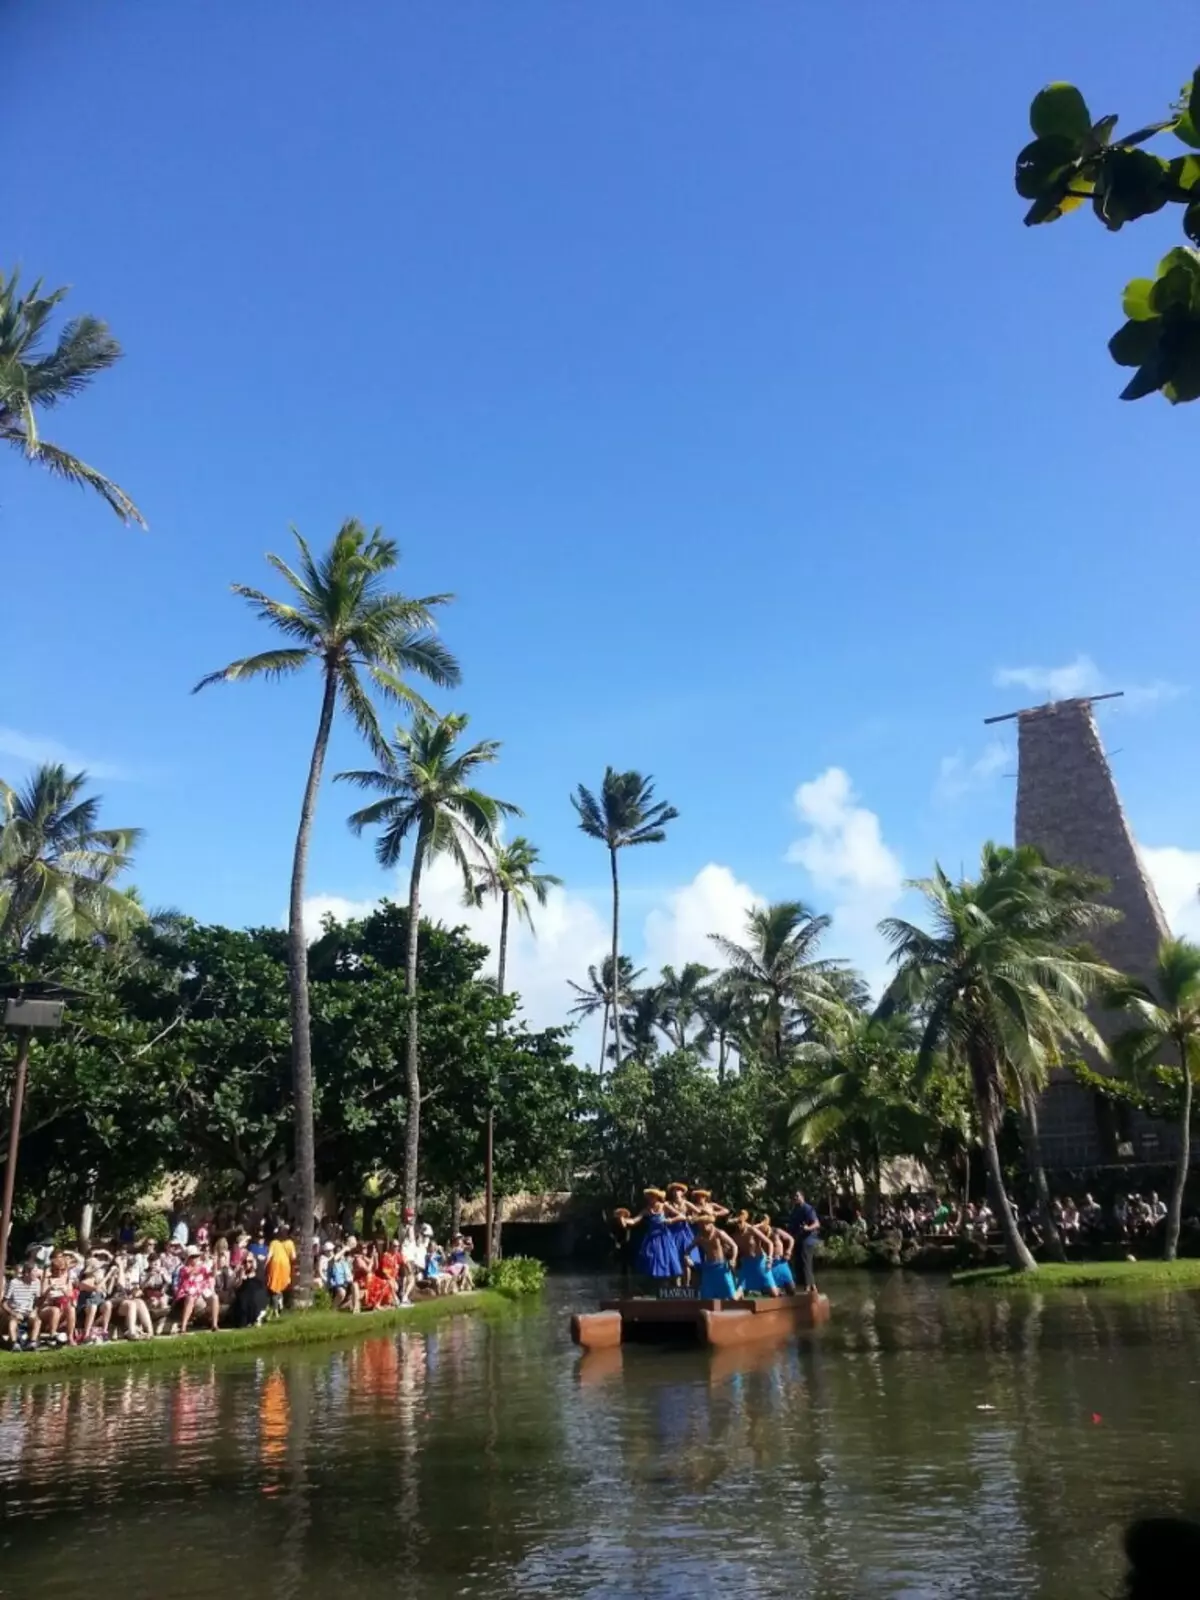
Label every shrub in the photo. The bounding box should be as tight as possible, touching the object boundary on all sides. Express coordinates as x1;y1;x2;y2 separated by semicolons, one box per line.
818;1234;870;1269
476;1256;546;1298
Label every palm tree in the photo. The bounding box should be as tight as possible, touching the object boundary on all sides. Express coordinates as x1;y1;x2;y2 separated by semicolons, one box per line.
571;769;678;1074
339;711;519;1212
622;984;664;1063
881;843;1120;1272
465;837;561;1257
194;521;457;1298
0;765;143;947
695;981;746;1085
568;954;642;1073
790;1010;933;1216
711;901;836;1068
0;269;144;525
655;962;713;1050
1110;938;1200;1262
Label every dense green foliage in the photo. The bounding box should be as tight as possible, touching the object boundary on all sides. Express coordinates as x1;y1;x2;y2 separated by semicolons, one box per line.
1016;70;1200;402
476;1256;546;1297
0;906;576;1246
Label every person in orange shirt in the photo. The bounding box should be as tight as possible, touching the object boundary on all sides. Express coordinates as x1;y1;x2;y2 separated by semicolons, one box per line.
264;1226;293;1317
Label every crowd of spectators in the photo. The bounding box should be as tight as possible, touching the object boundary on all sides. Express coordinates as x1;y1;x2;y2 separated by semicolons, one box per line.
834;1189;1174;1253
0;1209;476;1352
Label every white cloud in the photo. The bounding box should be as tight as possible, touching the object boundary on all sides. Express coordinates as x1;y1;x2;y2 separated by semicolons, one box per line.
1140;845;1200;941
785;767;905;994
303;854;609;1036
642;863;762;975
0;726;132;781
935;739;1009;804
992;656;1183;714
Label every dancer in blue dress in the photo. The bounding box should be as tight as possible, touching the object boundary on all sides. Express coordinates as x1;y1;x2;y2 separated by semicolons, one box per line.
728;1211;779;1297
666;1183;699;1282
693;1212;739;1301
617;1190;684;1285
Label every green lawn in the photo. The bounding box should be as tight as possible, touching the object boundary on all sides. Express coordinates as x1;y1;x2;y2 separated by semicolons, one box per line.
952;1259;1200;1292
0;1290;510;1380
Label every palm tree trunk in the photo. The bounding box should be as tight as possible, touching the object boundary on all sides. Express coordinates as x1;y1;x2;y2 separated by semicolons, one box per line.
486;891;510;1267
717;1034;728;1088
286;667;337;1304
609;846;622;1074
981;1114;1037;1272
598;1000;610;1076
1166;1046;1192;1262
402;839;426;1215
1019;1085;1065;1262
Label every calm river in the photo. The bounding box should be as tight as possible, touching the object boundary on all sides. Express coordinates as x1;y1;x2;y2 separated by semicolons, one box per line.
1;1273;1197;1598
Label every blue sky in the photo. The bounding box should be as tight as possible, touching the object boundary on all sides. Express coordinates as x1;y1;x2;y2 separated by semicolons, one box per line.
6;3;1200;1029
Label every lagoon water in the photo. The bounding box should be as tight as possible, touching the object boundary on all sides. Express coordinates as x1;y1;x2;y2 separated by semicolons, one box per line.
1;1273;1198;1598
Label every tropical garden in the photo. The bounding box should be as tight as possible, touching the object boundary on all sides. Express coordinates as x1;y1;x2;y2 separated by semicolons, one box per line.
5;259;1200;1286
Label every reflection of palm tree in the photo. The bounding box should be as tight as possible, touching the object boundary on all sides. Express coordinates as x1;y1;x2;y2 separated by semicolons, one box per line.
1111;937;1200;1261
340;712;518;1210
0;765;143;947
882;843;1118;1272
568;954;642;1074
571;769;677;1072
1;268;144;524
711;901;836;1068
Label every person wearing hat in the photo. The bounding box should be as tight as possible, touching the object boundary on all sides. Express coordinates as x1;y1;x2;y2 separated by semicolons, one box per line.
615;1189;686;1286
693;1212;740;1301
175;1244;221;1334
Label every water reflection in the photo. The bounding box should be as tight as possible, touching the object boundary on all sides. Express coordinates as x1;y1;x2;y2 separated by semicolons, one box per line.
0;1277;1198;1597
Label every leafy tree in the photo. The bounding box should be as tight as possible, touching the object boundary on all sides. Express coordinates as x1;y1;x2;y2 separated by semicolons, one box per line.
194;520;457;1299
1015;71;1200;402
711;900;837;1069
0;765;143;948
1110;938;1200;1260
655;961;713;1050
464;835;561;1255
881;844;1119;1271
339;711;518;1212
790;1010;937;1215
0;268;144;524
567;954;642;1073
571;769;678;1073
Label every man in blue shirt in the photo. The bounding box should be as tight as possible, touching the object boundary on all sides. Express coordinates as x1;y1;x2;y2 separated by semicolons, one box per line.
788;1191;821;1292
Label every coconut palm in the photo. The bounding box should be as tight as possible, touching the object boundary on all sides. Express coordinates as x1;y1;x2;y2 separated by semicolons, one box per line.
465;837;561;1256
0;269;143;525
195;521;457;1298
339;711;519;1212
790;1010;933;1215
881;843;1120;1272
655;962;713;1050
0;765;143;947
568;954;643;1074
571;770;677;1074
621;985;664;1064
1110;938;1200;1262
695;981;746;1085
710;901;837;1068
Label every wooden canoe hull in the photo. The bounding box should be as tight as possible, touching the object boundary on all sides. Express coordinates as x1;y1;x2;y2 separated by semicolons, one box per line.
571;1292;830;1350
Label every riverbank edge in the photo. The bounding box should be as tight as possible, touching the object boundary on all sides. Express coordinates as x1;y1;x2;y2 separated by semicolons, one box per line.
0;1290;512;1379
952;1260;1200;1292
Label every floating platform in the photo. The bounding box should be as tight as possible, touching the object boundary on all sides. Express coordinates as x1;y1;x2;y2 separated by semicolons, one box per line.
570;1292;830;1350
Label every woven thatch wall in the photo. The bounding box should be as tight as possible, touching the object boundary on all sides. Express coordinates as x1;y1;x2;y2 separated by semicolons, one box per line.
1015;698;1173;1168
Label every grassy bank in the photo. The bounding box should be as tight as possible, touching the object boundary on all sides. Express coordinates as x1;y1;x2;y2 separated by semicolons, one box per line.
952;1260;1200;1293
0;1291;510;1380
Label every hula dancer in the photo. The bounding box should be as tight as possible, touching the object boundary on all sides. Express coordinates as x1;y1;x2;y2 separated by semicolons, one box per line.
729;1211;779;1298
762;1216;797;1293
690;1189;730;1222
616;1189;684;1286
666;1183;700;1282
694;1212;739;1301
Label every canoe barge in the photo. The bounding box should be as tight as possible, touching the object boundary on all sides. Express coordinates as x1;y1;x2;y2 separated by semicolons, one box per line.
571;1292;830;1350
